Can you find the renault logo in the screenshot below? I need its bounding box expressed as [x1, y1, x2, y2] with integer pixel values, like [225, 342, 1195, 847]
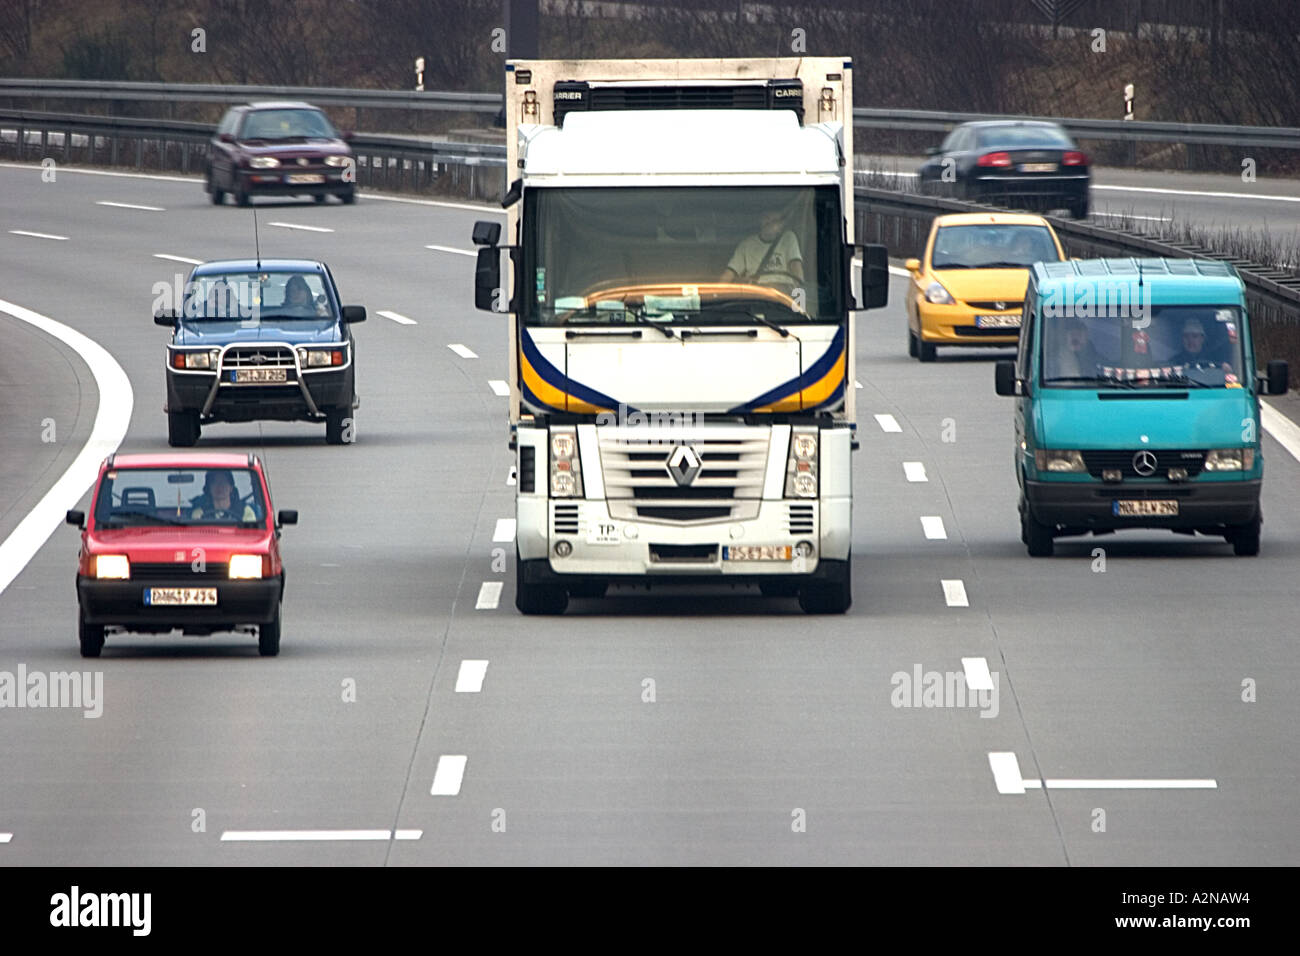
[1132, 450, 1158, 476]
[666, 446, 702, 486]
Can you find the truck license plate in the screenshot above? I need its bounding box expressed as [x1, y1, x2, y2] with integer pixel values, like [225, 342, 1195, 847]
[145, 587, 217, 606]
[1113, 500, 1179, 517]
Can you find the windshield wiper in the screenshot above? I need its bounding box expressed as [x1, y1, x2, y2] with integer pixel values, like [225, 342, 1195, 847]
[695, 301, 794, 337]
[105, 511, 189, 526]
[623, 304, 676, 339]
[253, 313, 334, 323]
[978, 261, 1029, 269]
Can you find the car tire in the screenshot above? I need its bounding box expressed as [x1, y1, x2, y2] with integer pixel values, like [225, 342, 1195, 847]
[1228, 513, 1261, 556]
[78, 613, 105, 658]
[566, 579, 608, 599]
[325, 408, 351, 445]
[1022, 505, 1055, 557]
[516, 551, 568, 615]
[235, 184, 251, 207]
[339, 188, 356, 205]
[167, 410, 200, 447]
[918, 337, 937, 362]
[907, 325, 919, 358]
[207, 168, 224, 205]
[1069, 196, 1090, 219]
[759, 579, 800, 597]
[258, 605, 281, 657]
[798, 555, 851, 614]
[314, 194, 327, 203]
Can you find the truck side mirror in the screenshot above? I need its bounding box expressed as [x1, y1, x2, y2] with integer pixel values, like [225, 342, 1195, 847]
[1267, 359, 1289, 395]
[855, 243, 889, 310]
[475, 247, 502, 312]
[471, 220, 501, 246]
[994, 361, 1019, 396]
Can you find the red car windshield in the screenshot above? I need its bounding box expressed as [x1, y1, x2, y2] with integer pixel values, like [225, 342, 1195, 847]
[241, 109, 336, 141]
[95, 468, 266, 528]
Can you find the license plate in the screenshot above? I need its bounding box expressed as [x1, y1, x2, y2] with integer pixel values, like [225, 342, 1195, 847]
[976, 314, 1021, 329]
[1019, 162, 1057, 172]
[231, 368, 287, 384]
[586, 522, 619, 545]
[723, 546, 792, 561]
[286, 173, 324, 184]
[1113, 500, 1179, 517]
[145, 587, 217, 606]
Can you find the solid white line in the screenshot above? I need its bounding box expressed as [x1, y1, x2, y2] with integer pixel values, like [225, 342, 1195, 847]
[488, 379, 510, 396]
[377, 310, 417, 325]
[874, 413, 902, 433]
[455, 660, 489, 693]
[425, 244, 476, 257]
[96, 200, 163, 211]
[0, 833, 11, 843]
[492, 518, 516, 542]
[431, 755, 467, 795]
[269, 221, 334, 233]
[153, 253, 202, 265]
[448, 343, 478, 358]
[941, 579, 968, 607]
[0, 162, 197, 183]
[989, 752, 1026, 795]
[920, 515, 947, 539]
[962, 657, 994, 692]
[9, 229, 67, 240]
[1043, 779, 1218, 789]
[1093, 183, 1300, 203]
[475, 581, 503, 609]
[0, 299, 133, 597]
[1261, 401, 1300, 464]
[903, 461, 928, 482]
[220, 830, 410, 842]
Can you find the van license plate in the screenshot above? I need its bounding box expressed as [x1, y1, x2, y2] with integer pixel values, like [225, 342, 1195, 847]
[977, 314, 1020, 329]
[145, 587, 217, 606]
[1114, 500, 1179, 517]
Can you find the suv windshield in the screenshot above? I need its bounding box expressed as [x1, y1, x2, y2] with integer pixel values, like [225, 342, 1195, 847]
[932, 224, 1059, 269]
[523, 185, 846, 327]
[240, 109, 336, 140]
[95, 468, 267, 528]
[184, 271, 336, 321]
[1040, 304, 1247, 388]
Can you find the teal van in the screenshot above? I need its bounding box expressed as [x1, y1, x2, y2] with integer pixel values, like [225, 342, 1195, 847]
[995, 258, 1289, 557]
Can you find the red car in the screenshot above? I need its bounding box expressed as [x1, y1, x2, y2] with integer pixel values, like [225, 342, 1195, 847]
[66, 452, 296, 657]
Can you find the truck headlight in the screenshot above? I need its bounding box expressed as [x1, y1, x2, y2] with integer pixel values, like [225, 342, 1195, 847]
[249, 156, 280, 169]
[228, 554, 264, 579]
[1205, 448, 1252, 471]
[785, 428, 819, 498]
[925, 281, 955, 305]
[94, 554, 130, 579]
[1034, 449, 1086, 472]
[550, 427, 584, 497]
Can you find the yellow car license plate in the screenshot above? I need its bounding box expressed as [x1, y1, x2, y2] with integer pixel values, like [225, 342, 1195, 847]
[976, 314, 1021, 329]
[145, 587, 217, 606]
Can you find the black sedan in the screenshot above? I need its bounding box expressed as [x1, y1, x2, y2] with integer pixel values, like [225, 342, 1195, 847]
[206, 101, 356, 206]
[917, 121, 1090, 219]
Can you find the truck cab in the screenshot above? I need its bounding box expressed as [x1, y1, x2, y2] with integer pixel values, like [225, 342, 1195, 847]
[995, 257, 1289, 556]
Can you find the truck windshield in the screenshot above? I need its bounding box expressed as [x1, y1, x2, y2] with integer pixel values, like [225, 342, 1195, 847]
[1040, 305, 1247, 388]
[523, 186, 845, 326]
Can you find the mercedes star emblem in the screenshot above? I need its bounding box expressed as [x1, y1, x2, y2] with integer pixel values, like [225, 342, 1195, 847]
[1132, 450, 1158, 476]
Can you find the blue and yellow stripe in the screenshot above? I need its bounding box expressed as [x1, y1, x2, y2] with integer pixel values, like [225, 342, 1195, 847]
[728, 327, 846, 414]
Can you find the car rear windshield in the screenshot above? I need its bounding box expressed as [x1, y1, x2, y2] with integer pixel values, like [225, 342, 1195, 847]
[185, 271, 336, 321]
[932, 224, 1060, 269]
[240, 109, 337, 140]
[976, 125, 1074, 149]
[94, 468, 267, 528]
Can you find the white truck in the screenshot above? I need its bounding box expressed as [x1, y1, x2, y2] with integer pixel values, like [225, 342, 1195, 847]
[471, 57, 889, 614]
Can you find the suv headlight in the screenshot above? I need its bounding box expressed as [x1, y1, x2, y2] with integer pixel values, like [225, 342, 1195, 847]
[324, 155, 350, 167]
[1205, 448, 1253, 471]
[94, 554, 130, 579]
[249, 156, 280, 169]
[1034, 449, 1086, 472]
[785, 428, 819, 498]
[228, 554, 264, 579]
[550, 427, 584, 497]
[925, 281, 955, 305]
[180, 348, 221, 370]
[296, 347, 344, 367]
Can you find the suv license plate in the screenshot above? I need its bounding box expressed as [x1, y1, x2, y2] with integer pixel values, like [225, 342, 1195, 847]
[232, 368, 288, 384]
[976, 314, 1020, 329]
[145, 587, 217, 606]
[1114, 500, 1179, 517]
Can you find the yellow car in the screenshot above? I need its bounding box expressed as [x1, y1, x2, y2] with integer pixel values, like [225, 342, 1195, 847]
[905, 212, 1065, 361]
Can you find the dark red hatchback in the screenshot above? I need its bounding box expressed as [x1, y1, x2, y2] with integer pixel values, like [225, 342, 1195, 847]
[206, 101, 356, 206]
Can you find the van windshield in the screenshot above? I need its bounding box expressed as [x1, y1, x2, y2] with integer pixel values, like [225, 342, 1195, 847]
[1040, 305, 1246, 388]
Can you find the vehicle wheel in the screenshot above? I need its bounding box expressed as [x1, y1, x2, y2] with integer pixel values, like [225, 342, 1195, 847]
[1022, 506, 1055, 557]
[79, 613, 104, 658]
[235, 184, 251, 207]
[340, 189, 356, 205]
[567, 579, 608, 599]
[258, 605, 281, 656]
[1069, 197, 1090, 219]
[325, 408, 351, 445]
[516, 551, 567, 615]
[314, 194, 327, 203]
[207, 168, 224, 205]
[759, 579, 800, 597]
[167, 410, 200, 447]
[907, 325, 919, 358]
[798, 555, 851, 614]
[1227, 513, 1261, 556]
[918, 337, 937, 362]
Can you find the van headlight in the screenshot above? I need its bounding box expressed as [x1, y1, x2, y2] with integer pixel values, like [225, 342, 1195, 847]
[1205, 448, 1253, 471]
[785, 428, 819, 498]
[1034, 449, 1086, 472]
[550, 427, 584, 497]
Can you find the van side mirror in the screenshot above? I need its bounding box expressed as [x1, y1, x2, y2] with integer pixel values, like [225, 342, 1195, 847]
[994, 361, 1019, 396]
[1266, 359, 1289, 395]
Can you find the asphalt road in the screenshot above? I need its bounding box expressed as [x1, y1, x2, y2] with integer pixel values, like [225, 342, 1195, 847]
[0, 163, 1296, 865]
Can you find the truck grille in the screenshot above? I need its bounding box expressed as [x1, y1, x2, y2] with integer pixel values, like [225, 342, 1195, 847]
[599, 429, 769, 523]
[553, 503, 580, 535]
[1081, 450, 1206, 479]
[787, 503, 815, 535]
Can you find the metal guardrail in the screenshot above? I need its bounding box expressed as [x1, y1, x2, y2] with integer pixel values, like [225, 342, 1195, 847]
[4, 79, 1300, 150]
